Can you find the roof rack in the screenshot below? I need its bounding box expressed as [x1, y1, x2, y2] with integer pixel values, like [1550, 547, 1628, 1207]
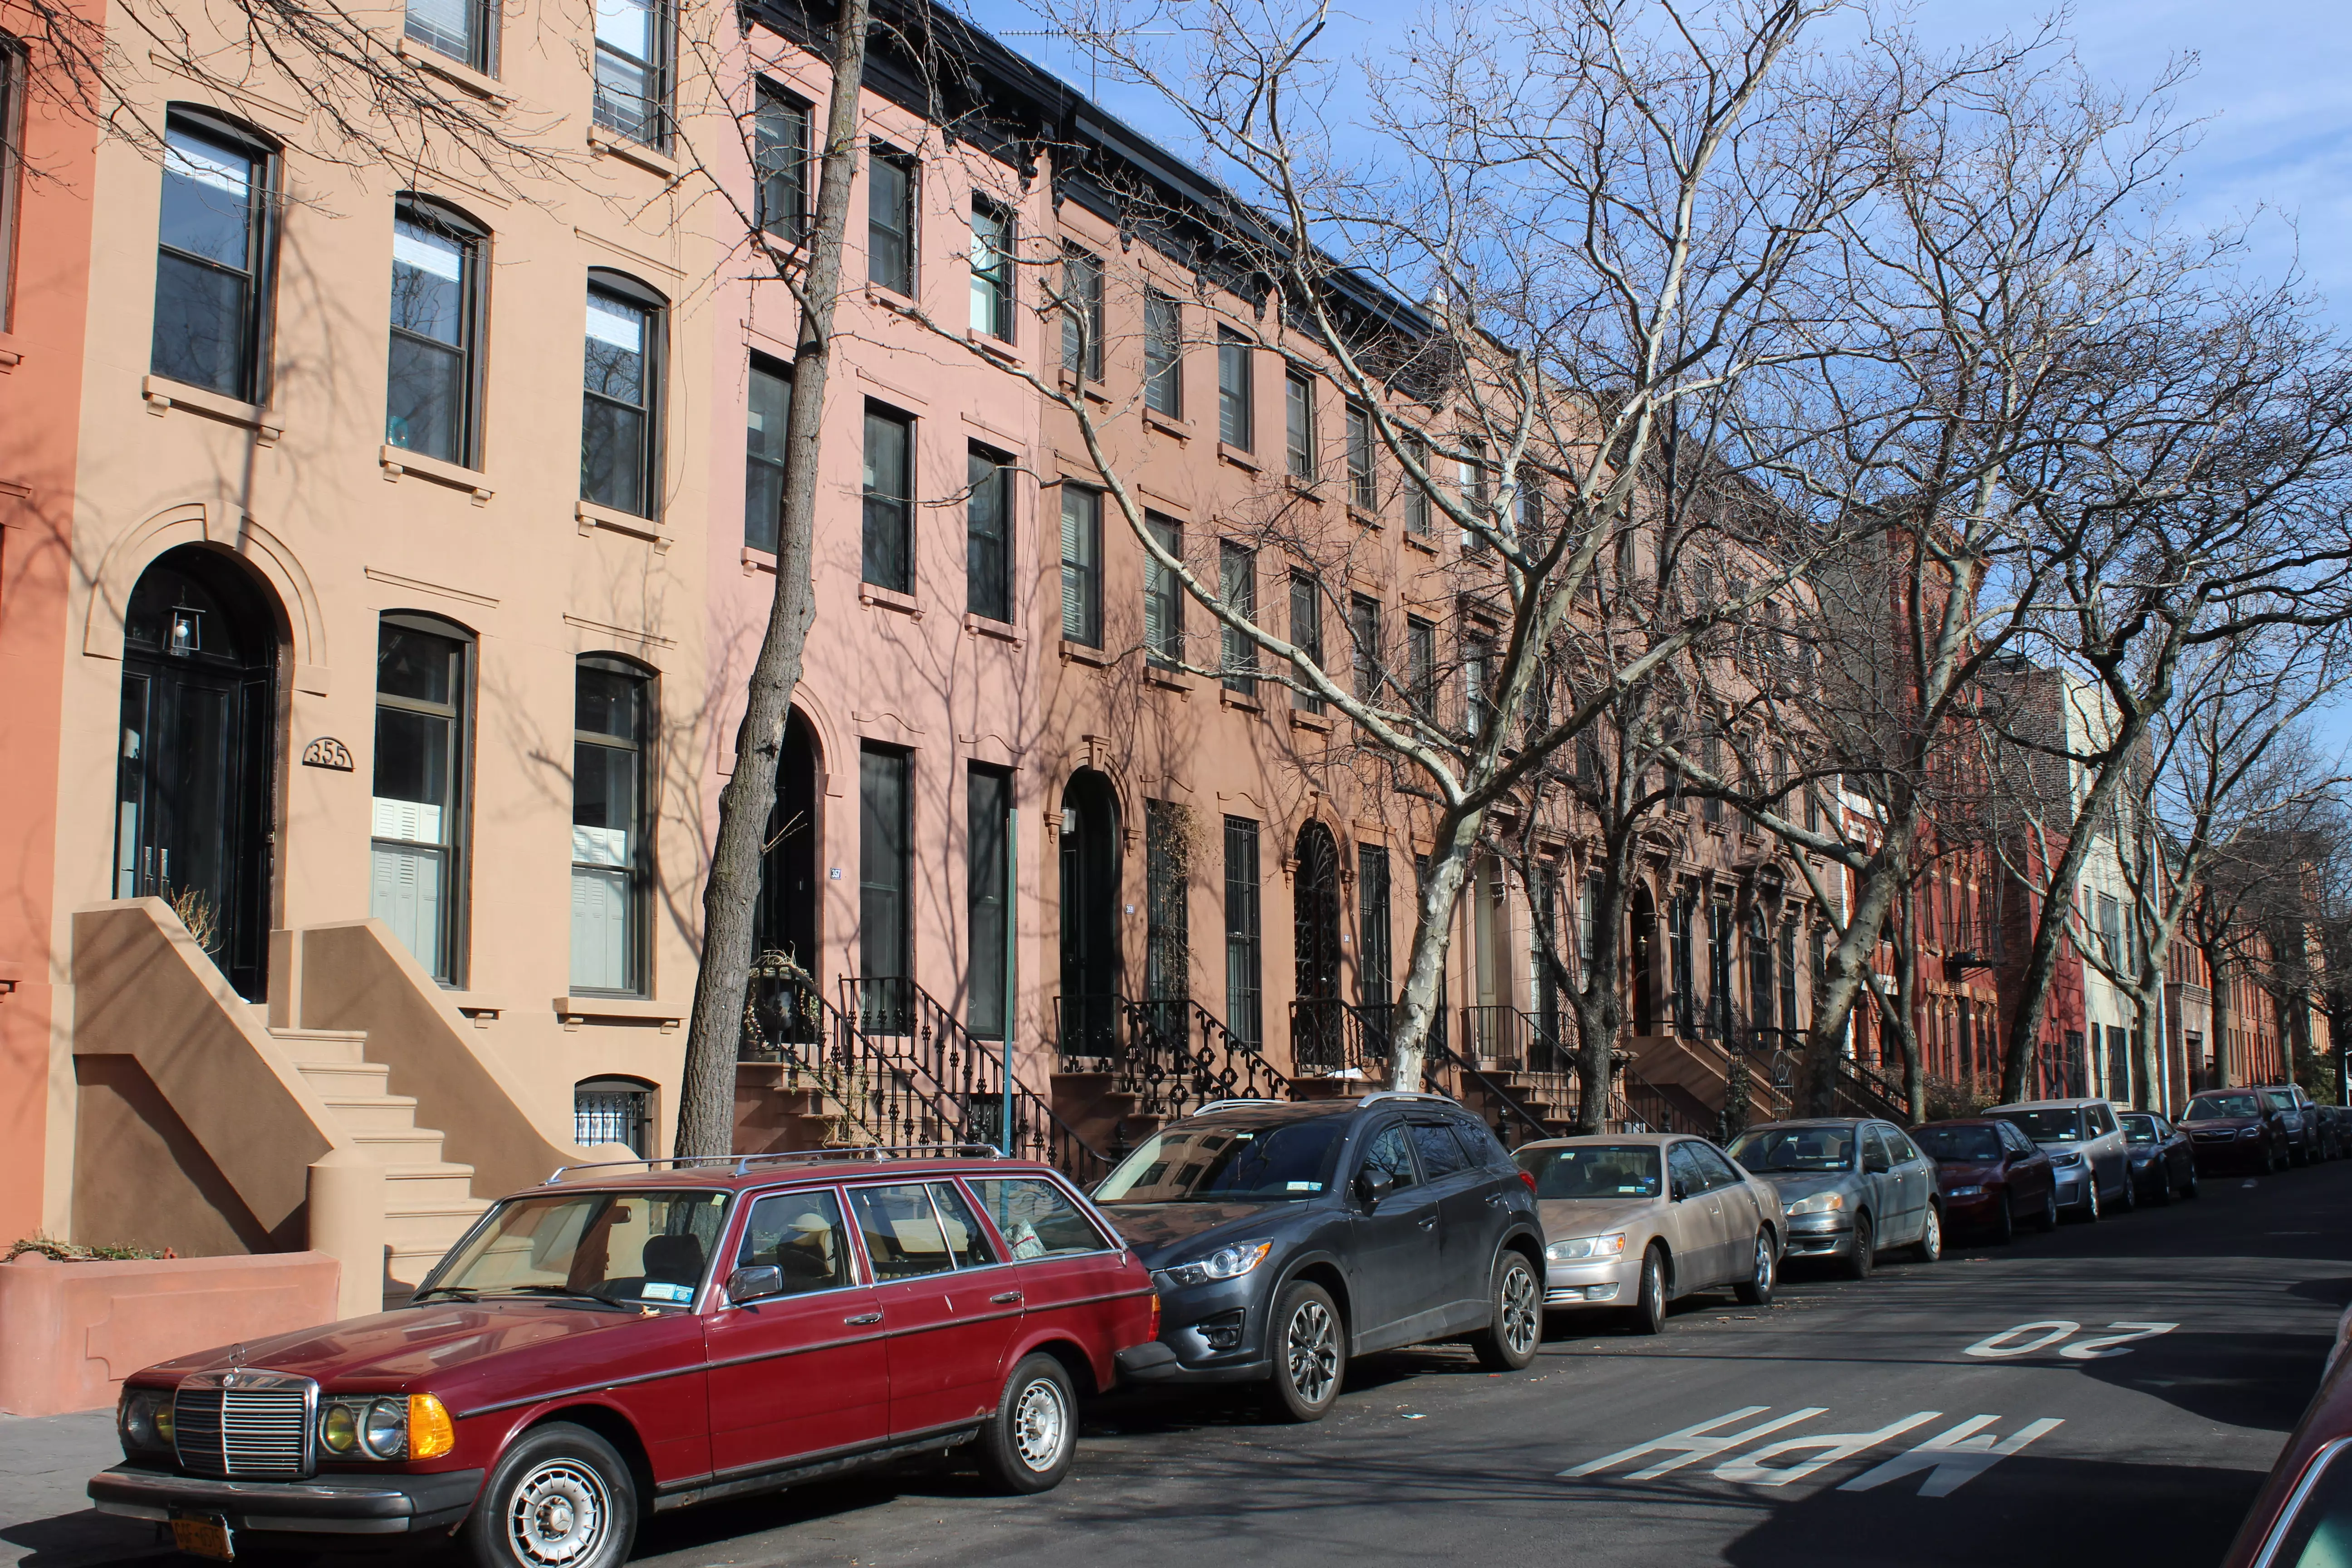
[544, 1143, 1006, 1184]
[1189, 1098, 1290, 1116]
[1356, 1091, 1462, 1107]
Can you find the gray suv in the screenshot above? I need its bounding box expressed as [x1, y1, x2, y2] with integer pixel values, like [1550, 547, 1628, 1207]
[1097, 1093, 1546, 1421]
[1723, 1119, 1943, 1279]
[1987, 1097, 2132, 1219]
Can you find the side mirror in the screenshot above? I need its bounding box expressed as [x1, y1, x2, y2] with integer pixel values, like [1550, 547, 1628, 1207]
[725, 1265, 783, 1305]
[1355, 1166, 1396, 1207]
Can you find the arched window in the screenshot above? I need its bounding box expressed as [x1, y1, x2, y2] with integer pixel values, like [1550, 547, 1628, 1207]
[152, 107, 278, 402]
[386, 196, 488, 469]
[571, 655, 654, 994]
[574, 1077, 653, 1156]
[582, 270, 666, 519]
[372, 613, 474, 984]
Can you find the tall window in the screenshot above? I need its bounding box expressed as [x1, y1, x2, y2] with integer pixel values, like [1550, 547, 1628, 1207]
[1285, 369, 1316, 479]
[592, 0, 668, 147]
[582, 273, 662, 517]
[372, 617, 470, 983]
[0, 40, 19, 330]
[966, 445, 1012, 622]
[1144, 292, 1182, 416]
[1403, 432, 1432, 536]
[1359, 844, 1392, 1009]
[1748, 911, 1774, 1035]
[1144, 514, 1182, 666]
[1145, 800, 1189, 1010]
[571, 658, 651, 994]
[1670, 892, 1696, 1035]
[1349, 593, 1381, 701]
[385, 198, 484, 468]
[1219, 542, 1255, 695]
[744, 356, 792, 552]
[1706, 902, 1733, 1038]
[1778, 923, 1798, 1039]
[1217, 328, 1253, 448]
[1060, 485, 1102, 645]
[1061, 246, 1103, 380]
[1290, 573, 1324, 714]
[1406, 617, 1436, 715]
[152, 112, 272, 401]
[970, 201, 1013, 339]
[859, 745, 912, 987]
[1346, 402, 1375, 510]
[861, 404, 912, 593]
[1224, 816, 1263, 1046]
[754, 85, 808, 238]
[967, 765, 1012, 1039]
[867, 147, 914, 295]
[1463, 636, 1492, 736]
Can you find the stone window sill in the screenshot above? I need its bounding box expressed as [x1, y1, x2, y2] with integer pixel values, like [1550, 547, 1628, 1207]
[964, 612, 1022, 647]
[860, 583, 922, 619]
[1145, 666, 1191, 694]
[1285, 475, 1325, 503]
[1402, 530, 1440, 556]
[1061, 639, 1112, 668]
[964, 329, 1019, 368]
[1219, 442, 1261, 474]
[742, 545, 778, 575]
[142, 375, 281, 446]
[588, 130, 680, 181]
[1220, 688, 1261, 712]
[577, 498, 671, 553]
[381, 443, 493, 505]
[0, 343, 22, 372]
[1290, 709, 1333, 733]
[1144, 408, 1193, 441]
[1348, 504, 1381, 529]
[553, 995, 683, 1030]
[396, 37, 512, 106]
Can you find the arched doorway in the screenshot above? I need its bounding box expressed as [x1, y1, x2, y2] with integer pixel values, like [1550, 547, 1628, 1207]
[1292, 822, 1343, 1069]
[114, 546, 280, 1000]
[1057, 769, 1120, 1056]
[1628, 885, 1657, 1037]
[751, 708, 822, 971]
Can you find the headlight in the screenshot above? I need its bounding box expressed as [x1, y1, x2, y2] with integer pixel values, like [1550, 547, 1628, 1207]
[1784, 1191, 1845, 1217]
[1944, 1185, 1985, 1198]
[318, 1395, 450, 1461]
[320, 1401, 360, 1455]
[2051, 1151, 2082, 1167]
[1545, 1233, 1627, 1264]
[362, 1399, 408, 1460]
[118, 1387, 174, 1454]
[1156, 1240, 1274, 1289]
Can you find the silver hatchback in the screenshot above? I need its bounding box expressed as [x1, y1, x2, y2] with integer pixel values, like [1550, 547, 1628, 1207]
[1985, 1097, 2132, 1219]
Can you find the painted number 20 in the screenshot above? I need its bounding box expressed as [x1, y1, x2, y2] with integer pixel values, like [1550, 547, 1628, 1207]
[1965, 1321, 2178, 1360]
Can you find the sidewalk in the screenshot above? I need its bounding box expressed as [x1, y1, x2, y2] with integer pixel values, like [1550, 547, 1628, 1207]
[0, 1409, 164, 1567]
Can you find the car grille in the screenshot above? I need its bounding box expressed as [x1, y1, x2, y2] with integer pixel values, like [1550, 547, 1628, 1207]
[173, 1372, 313, 1479]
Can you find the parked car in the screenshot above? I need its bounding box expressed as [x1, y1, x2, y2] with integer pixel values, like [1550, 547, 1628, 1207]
[2181, 1088, 2292, 1175]
[2220, 1317, 2352, 1566]
[2256, 1083, 2326, 1166]
[1985, 1098, 2133, 1220]
[1722, 1118, 1943, 1279]
[1911, 1117, 2060, 1241]
[90, 1148, 1157, 1567]
[2321, 1104, 2352, 1161]
[2119, 1111, 2200, 1204]
[1511, 1134, 1784, 1334]
[1093, 1092, 1546, 1421]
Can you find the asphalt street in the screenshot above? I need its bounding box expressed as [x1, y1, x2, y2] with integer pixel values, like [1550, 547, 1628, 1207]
[6, 1157, 2344, 1568]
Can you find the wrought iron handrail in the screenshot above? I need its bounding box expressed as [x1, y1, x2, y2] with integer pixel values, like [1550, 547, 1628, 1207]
[1291, 995, 1396, 1078]
[1054, 992, 1125, 1063]
[1423, 1030, 1562, 1147]
[1613, 1061, 1713, 1137]
[1123, 995, 1286, 1122]
[894, 980, 1115, 1182]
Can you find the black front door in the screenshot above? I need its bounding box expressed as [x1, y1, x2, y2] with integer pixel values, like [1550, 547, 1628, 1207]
[1293, 822, 1342, 1068]
[114, 548, 278, 1000]
[1058, 769, 1120, 1054]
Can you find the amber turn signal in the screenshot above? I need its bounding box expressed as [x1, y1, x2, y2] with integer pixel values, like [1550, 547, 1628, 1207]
[408, 1394, 456, 1459]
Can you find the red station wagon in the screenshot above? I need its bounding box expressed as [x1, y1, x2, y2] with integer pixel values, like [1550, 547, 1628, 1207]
[88, 1147, 1159, 1567]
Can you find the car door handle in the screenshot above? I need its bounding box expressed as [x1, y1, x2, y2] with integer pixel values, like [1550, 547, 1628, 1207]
[990, 1291, 1024, 1304]
[1417, 1215, 1438, 1230]
[844, 1311, 882, 1326]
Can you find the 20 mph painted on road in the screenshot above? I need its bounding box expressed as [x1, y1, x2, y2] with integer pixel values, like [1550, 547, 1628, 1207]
[1964, 1320, 2179, 1358]
[1564, 1405, 2066, 1496]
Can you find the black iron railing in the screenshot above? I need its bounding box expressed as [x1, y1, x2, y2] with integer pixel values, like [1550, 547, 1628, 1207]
[1423, 1030, 1563, 1147]
[1054, 992, 1125, 1062]
[1290, 996, 1394, 1078]
[1123, 996, 1286, 1120]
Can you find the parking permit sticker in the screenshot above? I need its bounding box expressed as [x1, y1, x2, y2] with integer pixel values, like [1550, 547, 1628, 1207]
[1287, 1181, 1323, 1191]
[641, 1282, 693, 1303]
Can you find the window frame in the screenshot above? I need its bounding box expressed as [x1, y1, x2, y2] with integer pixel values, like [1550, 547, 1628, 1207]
[753, 82, 810, 241]
[569, 654, 656, 997]
[867, 143, 916, 297]
[1349, 593, 1381, 702]
[1284, 368, 1317, 480]
[385, 194, 488, 471]
[591, 0, 672, 149]
[1224, 814, 1263, 1047]
[969, 197, 1014, 341]
[1143, 513, 1183, 668]
[0, 38, 22, 332]
[1219, 541, 1256, 696]
[1406, 616, 1436, 716]
[1143, 291, 1183, 417]
[573, 1076, 654, 1156]
[1059, 484, 1103, 647]
[1345, 401, 1375, 510]
[404, 0, 496, 74]
[744, 352, 793, 553]
[1402, 431, 1432, 537]
[860, 402, 915, 595]
[1217, 328, 1253, 449]
[580, 268, 666, 519]
[370, 612, 475, 987]
[965, 441, 1013, 622]
[1060, 245, 1104, 381]
[967, 764, 1014, 1040]
[1290, 572, 1324, 714]
[151, 106, 279, 405]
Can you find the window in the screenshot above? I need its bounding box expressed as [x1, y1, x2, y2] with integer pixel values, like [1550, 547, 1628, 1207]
[1217, 328, 1253, 448]
[1145, 799, 1189, 1009]
[1060, 485, 1102, 645]
[385, 198, 484, 468]
[0, 40, 19, 330]
[1144, 514, 1182, 666]
[861, 404, 912, 594]
[405, 0, 491, 71]
[1706, 902, 1733, 1038]
[2098, 892, 2121, 965]
[1407, 617, 1436, 716]
[152, 111, 273, 401]
[1409, 1120, 1470, 1178]
[1459, 440, 1490, 548]
[582, 272, 662, 518]
[1748, 911, 1774, 1035]
[592, 0, 669, 146]
[744, 355, 792, 552]
[968, 765, 1012, 1039]
[967, 1176, 1113, 1258]
[372, 616, 470, 983]
[970, 200, 1013, 339]
[1219, 543, 1256, 695]
[965, 445, 1011, 622]
[1361, 1123, 1419, 1188]
[1670, 893, 1696, 1034]
[860, 745, 911, 988]
[1349, 593, 1381, 701]
[1144, 292, 1182, 416]
[573, 1078, 651, 1156]
[848, 1184, 961, 1280]
[734, 1187, 851, 1292]
[571, 657, 652, 994]
[867, 146, 914, 295]
[1779, 923, 1798, 1038]
[1224, 815, 1262, 1046]
[1060, 247, 1103, 380]
[1285, 369, 1316, 478]
[1290, 573, 1324, 714]
[754, 85, 808, 238]
[1359, 845, 1392, 1009]
[1346, 402, 1375, 510]
[1464, 635, 1492, 736]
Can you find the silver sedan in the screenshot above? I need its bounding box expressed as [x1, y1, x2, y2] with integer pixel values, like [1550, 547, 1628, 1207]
[1513, 1134, 1784, 1335]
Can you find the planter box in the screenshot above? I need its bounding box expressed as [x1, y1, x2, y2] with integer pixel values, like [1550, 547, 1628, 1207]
[0, 1250, 339, 1416]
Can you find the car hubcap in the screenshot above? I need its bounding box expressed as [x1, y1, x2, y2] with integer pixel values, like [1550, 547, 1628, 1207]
[507, 1460, 608, 1567]
[1011, 1377, 1066, 1470]
[1287, 1301, 1338, 1404]
[1924, 1210, 1940, 1258]
[1501, 1264, 1539, 1356]
[1755, 1237, 1772, 1291]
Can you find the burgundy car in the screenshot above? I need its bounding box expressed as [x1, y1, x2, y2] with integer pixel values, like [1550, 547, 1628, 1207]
[88, 1149, 1158, 1567]
[2221, 1313, 2352, 1566]
[2183, 1088, 2292, 1174]
[1911, 1118, 2059, 1242]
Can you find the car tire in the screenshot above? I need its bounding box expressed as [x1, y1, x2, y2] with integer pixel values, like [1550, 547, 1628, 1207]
[1262, 1280, 1347, 1422]
[1627, 1245, 1668, 1335]
[2035, 1185, 2059, 1232]
[2263, 1144, 2281, 1176]
[975, 1352, 1078, 1494]
[2079, 1178, 2102, 1223]
[2183, 1162, 2200, 1199]
[1989, 1190, 2015, 1244]
[1734, 1231, 1776, 1306]
[2117, 1169, 2136, 1212]
[1842, 1215, 1875, 1281]
[1911, 1205, 1942, 1264]
[462, 1421, 637, 1568]
[1472, 1252, 1543, 1371]
[2153, 1165, 2175, 1205]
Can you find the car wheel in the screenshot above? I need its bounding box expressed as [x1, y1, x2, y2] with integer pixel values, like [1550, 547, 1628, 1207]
[1472, 1252, 1543, 1371]
[2263, 1143, 2280, 1176]
[463, 1421, 636, 1568]
[2035, 1184, 2059, 1232]
[1262, 1280, 1346, 1422]
[975, 1352, 1078, 1494]
[1734, 1231, 1776, 1306]
[2080, 1178, 2102, 1223]
[1911, 1205, 1942, 1264]
[2153, 1164, 2175, 1205]
[1627, 1245, 1668, 1335]
[1842, 1215, 1875, 1282]
[2184, 1162, 2200, 1199]
[2117, 1168, 2137, 1212]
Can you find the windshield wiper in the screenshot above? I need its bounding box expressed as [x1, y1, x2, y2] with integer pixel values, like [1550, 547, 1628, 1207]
[409, 1285, 478, 1303]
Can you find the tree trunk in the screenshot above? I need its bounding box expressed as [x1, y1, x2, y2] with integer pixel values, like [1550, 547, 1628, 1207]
[1891, 886, 1924, 1121]
[1389, 806, 1483, 1092]
[1571, 838, 1636, 1136]
[672, 0, 873, 1159]
[2203, 933, 2232, 1089]
[2131, 977, 2163, 1111]
[1798, 836, 1910, 1115]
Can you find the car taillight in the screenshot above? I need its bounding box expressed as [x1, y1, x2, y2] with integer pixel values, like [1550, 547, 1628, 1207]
[1519, 1170, 1538, 1196]
[1149, 1290, 1162, 1338]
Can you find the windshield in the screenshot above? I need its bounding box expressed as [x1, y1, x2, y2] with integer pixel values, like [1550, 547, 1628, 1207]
[1727, 1126, 1855, 1173]
[1914, 1125, 2001, 1162]
[1093, 1117, 1348, 1204]
[2120, 1115, 2160, 1145]
[421, 1189, 731, 1307]
[2185, 1093, 2262, 1120]
[1516, 1144, 1663, 1199]
[1995, 1109, 2085, 1143]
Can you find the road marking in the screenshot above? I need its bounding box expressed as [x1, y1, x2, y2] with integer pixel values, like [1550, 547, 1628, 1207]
[1840, 1416, 2065, 1497]
[1561, 1406, 1827, 1480]
[1713, 1411, 1944, 1487]
[1965, 1321, 2081, 1358]
[1962, 1320, 2177, 1359]
[2059, 1323, 2177, 1360]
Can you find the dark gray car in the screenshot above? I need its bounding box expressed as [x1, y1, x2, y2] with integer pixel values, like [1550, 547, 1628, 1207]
[1723, 1119, 1944, 1278]
[1987, 1097, 2133, 1218]
[1095, 1093, 1546, 1421]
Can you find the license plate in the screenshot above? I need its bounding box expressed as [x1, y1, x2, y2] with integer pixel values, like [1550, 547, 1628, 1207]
[169, 1514, 235, 1561]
